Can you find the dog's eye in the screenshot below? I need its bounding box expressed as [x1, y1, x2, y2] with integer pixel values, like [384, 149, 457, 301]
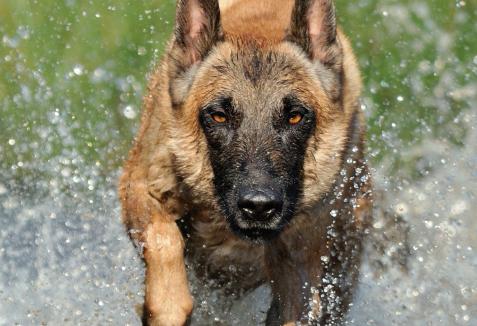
[288, 112, 303, 125]
[211, 112, 227, 123]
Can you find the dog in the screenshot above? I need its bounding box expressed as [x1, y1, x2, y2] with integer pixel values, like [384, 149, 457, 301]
[119, 0, 372, 324]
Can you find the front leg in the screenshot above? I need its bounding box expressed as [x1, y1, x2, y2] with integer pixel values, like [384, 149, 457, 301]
[120, 170, 193, 325]
[142, 218, 193, 325]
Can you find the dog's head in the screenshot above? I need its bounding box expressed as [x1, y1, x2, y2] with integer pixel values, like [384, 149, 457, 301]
[167, 0, 357, 240]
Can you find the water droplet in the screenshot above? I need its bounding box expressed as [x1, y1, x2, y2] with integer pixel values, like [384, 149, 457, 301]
[17, 25, 30, 40]
[73, 64, 84, 76]
[123, 105, 137, 119]
[8, 139, 16, 145]
[451, 200, 468, 216]
[396, 95, 404, 102]
[0, 183, 6, 195]
[394, 202, 408, 215]
[61, 168, 71, 177]
[424, 220, 433, 228]
[137, 46, 147, 56]
[92, 67, 107, 82]
[373, 220, 384, 229]
[2, 35, 19, 48]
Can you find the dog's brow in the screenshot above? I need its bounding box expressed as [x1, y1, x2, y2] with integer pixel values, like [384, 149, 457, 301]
[212, 64, 229, 74]
[202, 96, 233, 111]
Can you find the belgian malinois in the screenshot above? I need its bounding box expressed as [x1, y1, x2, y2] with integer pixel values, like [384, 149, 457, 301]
[119, 0, 372, 324]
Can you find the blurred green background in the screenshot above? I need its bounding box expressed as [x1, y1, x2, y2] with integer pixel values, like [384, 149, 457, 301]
[1, 0, 476, 192]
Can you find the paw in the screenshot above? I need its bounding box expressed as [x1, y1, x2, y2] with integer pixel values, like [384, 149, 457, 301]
[143, 309, 191, 326]
[143, 298, 193, 326]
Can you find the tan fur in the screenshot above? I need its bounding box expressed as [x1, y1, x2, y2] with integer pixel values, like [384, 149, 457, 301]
[220, 0, 294, 41]
[119, 1, 372, 325]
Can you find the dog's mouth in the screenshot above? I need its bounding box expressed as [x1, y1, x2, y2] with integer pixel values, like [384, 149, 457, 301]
[228, 218, 286, 241]
[222, 201, 292, 242]
[235, 210, 283, 230]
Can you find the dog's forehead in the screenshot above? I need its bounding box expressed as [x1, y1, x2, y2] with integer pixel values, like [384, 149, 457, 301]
[224, 43, 309, 82]
[201, 41, 318, 107]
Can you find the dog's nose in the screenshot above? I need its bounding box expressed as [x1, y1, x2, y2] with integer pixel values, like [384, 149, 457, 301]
[238, 189, 283, 221]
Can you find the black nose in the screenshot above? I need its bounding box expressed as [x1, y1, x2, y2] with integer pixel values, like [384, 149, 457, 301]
[238, 189, 283, 221]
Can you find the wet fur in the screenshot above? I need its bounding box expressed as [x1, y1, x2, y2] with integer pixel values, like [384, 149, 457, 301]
[119, 0, 372, 325]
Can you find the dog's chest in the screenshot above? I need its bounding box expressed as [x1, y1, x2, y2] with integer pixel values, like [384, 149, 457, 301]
[183, 210, 267, 289]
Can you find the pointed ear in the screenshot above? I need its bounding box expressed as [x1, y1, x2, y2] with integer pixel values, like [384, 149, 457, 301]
[173, 0, 222, 67]
[167, 0, 222, 105]
[287, 0, 342, 69]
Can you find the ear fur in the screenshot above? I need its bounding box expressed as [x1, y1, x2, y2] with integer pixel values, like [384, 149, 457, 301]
[168, 0, 222, 105]
[174, 0, 222, 65]
[287, 0, 342, 70]
[287, 0, 344, 102]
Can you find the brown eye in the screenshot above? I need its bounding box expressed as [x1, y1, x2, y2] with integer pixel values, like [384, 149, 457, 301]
[211, 112, 226, 123]
[288, 112, 303, 125]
